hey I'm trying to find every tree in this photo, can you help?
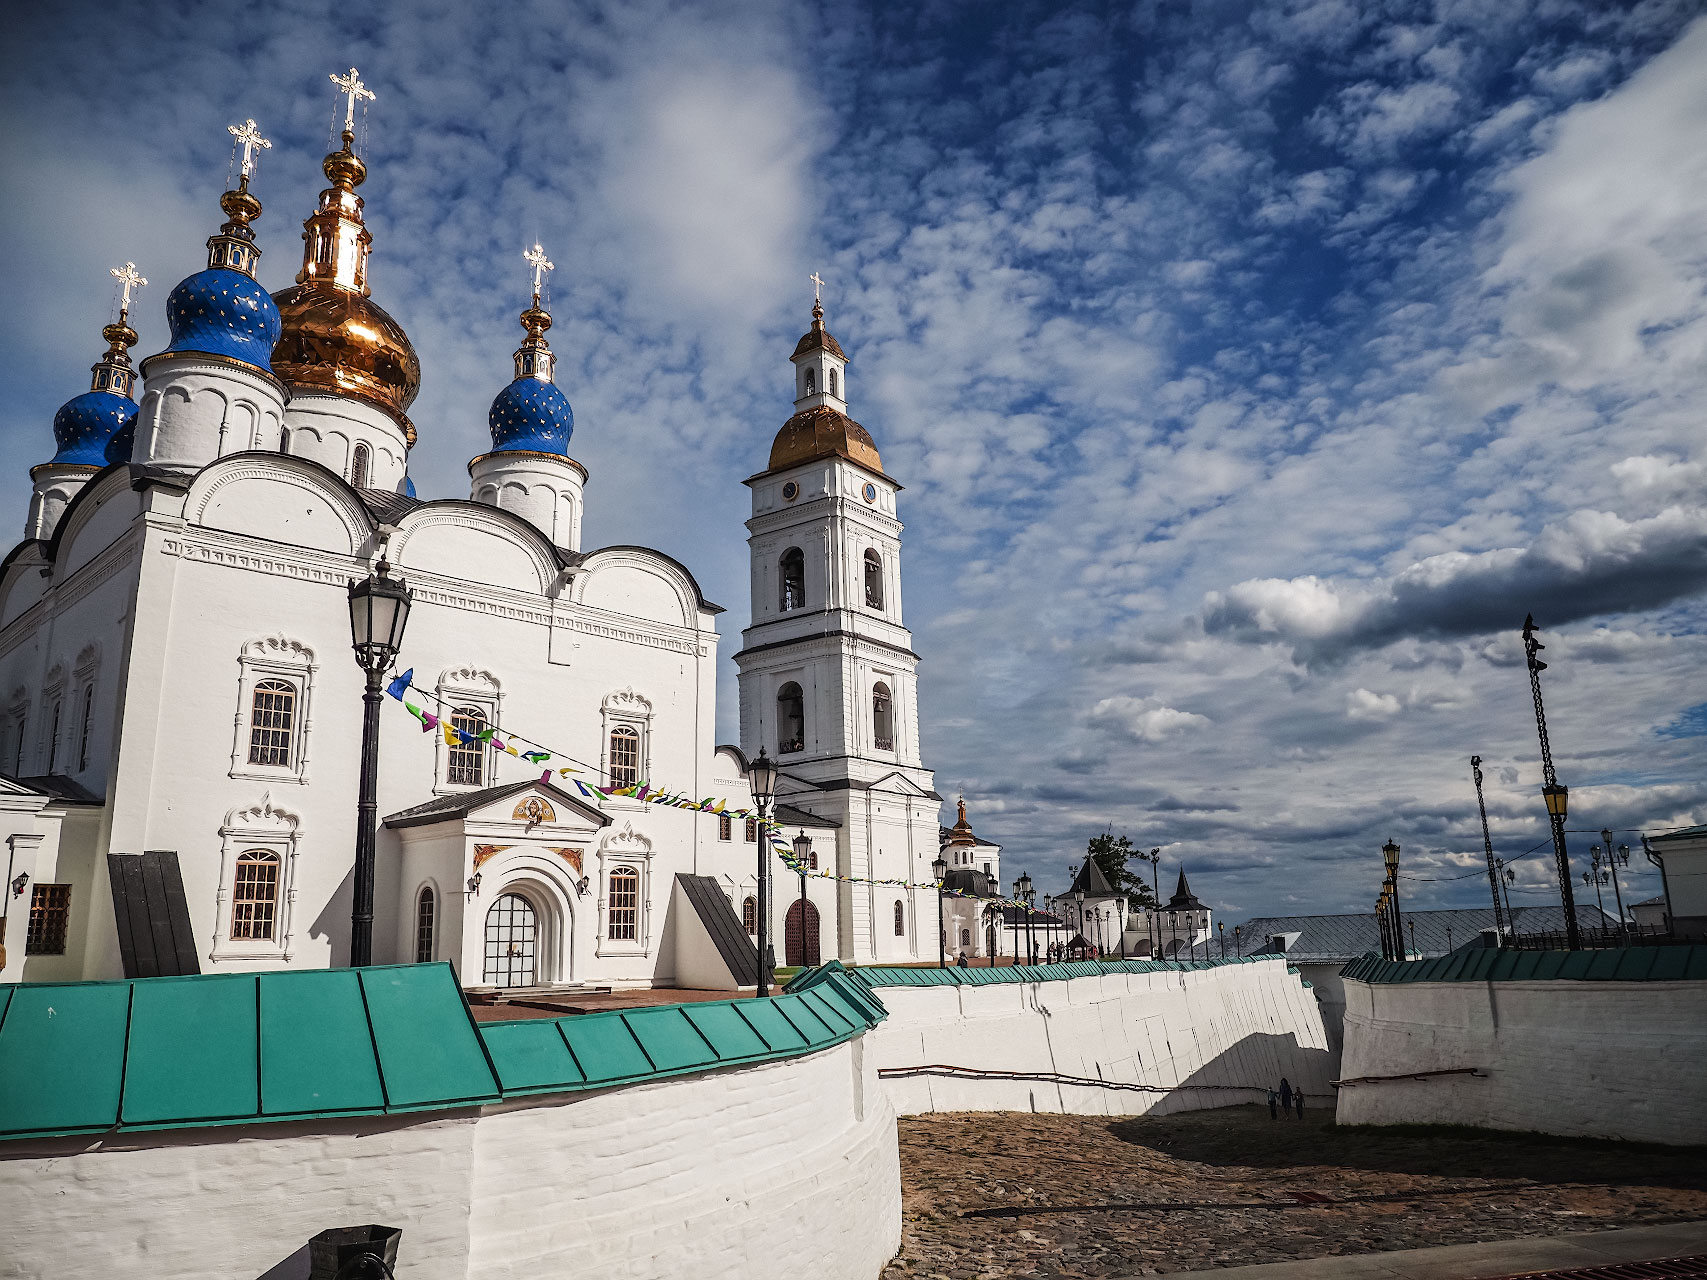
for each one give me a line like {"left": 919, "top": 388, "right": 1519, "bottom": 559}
{"left": 1085, "top": 831, "right": 1157, "bottom": 912}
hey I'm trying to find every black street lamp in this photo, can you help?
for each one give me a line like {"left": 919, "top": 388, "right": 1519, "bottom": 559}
{"left": 932, "top": 855, "right": 949, "bottom": 968}
{"left": 346, "top": 556, "right": 412, "bottom": 968}
{"left": 1601, "top": 829, "right": 1629, "bottom": 936}
{"left": 1232, "top": 924, "right": 1242, "bottom": 959}
{"left": 1218, "top": 920, "right": 1226, "bottom": 959}
{"left": 1168, "top": 908, "right": 1178, "bottom": 960}
{"left": 1495, "top": 859, "right": 1516, "bottom": 927}
{"left": 1383, "top": 840, "right": 1403, "bottom": 959}
{"left": 1016, "top": 871, "right": 1035, "bottom": 964}
{"left": 747, "top": 748, "right": 779, "bottom": 996}
{"left": 1471, "top": 756, "right": 1506, "bottom": 940}
{"left": 1073, "top": 889, "right": 1086, "bottom": 958}
{"left": 1138, "top": 846, "right": 1161, "bottom": 957}
{"left": 793, "top": 829, "right": 813, "bottom": 969}
{"left": 1522, "top": 615, "right": 1582, "bottom": 950}
{"left": 1376, "top": 895, "right": 1390, "bottom": 960}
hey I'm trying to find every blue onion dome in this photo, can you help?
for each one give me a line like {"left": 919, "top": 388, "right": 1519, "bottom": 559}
{"left": 51, "top": 318, "right": 140, "bottom": 466}
{"left": 160, "top": 180, "right": 280, "bottom": 374}
{"left": 488, "top": 301, "right": 574, "bottom": 454}
{"left": 402, "top": 473, "right": 417, "bottom": 499}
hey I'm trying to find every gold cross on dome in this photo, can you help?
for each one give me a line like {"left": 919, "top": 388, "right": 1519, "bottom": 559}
{"left": 110, "top": 262, "right": 147, "bottom": 313}
{"left": 330, "top": 66, "right": 376, "bottom": 132}
{"left": 524, "top": 243, "right": 554, "bottom": 298}
{"left": 809, "top": 271, "right": 826, "bottom": 304}
{"left": 227, "top": 119, "right": 272, "bottom": 178}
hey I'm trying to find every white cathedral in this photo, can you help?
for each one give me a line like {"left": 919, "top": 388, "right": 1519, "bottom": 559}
{"left": 0, "top": 94, "right": 1007, "bottom": 991}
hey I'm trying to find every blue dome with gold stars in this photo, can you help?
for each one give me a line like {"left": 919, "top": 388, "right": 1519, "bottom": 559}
{"left": 51, "top": 389, "right": 137, "bottom": 467}
{"left": 163, "top": 267, "right": 281, "bottom": 372}
{"left": 489, "top": 376, "right": 574, "bottom": 454}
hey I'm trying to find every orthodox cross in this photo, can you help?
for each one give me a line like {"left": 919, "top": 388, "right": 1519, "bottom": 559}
{"left": 331, "top": 67, "right": 376, "bottom": 132}
{"left": 524, "top": 243, "right": 554, "bottom": 299}
{"left": 809, "top": 271, "right": 826, "bottom": 305}
{"left": 227, "top": 119, "right": 272, "bottom": 178}
{"left": 110, "top": 262, "right": 147, "bottom": 315}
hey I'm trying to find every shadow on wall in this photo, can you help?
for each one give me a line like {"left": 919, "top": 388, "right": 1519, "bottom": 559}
{"left": 1149, "top": 1029, "right": 1336, "bottom": 1115}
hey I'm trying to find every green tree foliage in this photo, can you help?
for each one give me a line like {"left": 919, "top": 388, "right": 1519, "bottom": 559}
{"left": 1086, "top": 831, "right": 1158, "bottom": 911}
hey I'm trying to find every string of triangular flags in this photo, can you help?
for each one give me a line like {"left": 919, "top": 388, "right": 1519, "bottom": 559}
{"left": 383, "top": 670, "right": 1033, "bottom": 907}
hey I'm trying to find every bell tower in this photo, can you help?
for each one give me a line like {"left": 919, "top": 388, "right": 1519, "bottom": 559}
{"left": 735, "top": 296, "right": 941, "bottom": 963}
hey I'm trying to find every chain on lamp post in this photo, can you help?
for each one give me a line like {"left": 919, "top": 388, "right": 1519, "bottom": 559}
{"left": 746, "top": 749, "right": 779, "bottom": 996}
{"left": 1522, "top": 615, "right": 1581, "bottom": 950}
{"left": 1470, "top": 755, "right": 1506, "bottom": 940}
{"left": 1382, "top": 839, "right": 1403, "bottom": 959}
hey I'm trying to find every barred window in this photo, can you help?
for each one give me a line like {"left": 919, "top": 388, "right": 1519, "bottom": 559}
{"left": 230, "top": 850, "right": 281, "bottom": 941}
{"left": 77, "top": 683, "right": 95, "bottom": 771}
{"left": 247, "top": 680, "right": 296, "bottom": 767}
{"left": 609, "top": 725, "right": 640, "bottom": 788}
{"left": 415, "top": 886, "right": 436, "bottom": 963}
{"left": 742, "top": 895, "right": 757, "bottom": 934}
{"left": 719, "top": 813, "right": 732, "bottom": 841}
{"left": 448, "top": 706, "right": 487, "bottom": 786}
{"left": 25, "top": 883, "right": 71, "bottom": 955}
{"left": 960, "top": 928, "right": 971, "bottom": 947}
{"left": 744, "top": 817, "right": 758, "bottom": 843}
{"left": 894, "top": 900, "right": 905, "bottom": 936}
{"left": 608, "top": 866, "right": 639, "bottom": 941}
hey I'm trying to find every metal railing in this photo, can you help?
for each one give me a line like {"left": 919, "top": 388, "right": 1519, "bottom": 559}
{"left": 1505, "top": 924, "right": 1684, "bottom": 951}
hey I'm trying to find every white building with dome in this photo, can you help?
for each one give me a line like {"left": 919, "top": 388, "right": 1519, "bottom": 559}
{"left": 0, "top": 95, "right": 968, "bottom": 991}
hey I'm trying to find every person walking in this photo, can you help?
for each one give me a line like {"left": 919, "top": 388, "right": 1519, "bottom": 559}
{"left": 955, "top": 951, "right": 969, "bottom": 969}
{"left": 1294, "top": 1089, "right": 1305, "bottom": 1120}
{"left": 1279, "top": 1077, "right": 1292, "bottom": 1115}
{"left": 1267, "top": 1087, "right": 1279, "bottom": 1120}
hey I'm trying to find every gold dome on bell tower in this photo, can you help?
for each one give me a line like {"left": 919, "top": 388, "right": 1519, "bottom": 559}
{"left": 270, "top": 68, "right": 420, "bottom": 444}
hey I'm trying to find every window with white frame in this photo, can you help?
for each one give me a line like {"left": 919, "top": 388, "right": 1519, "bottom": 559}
{"left": 415, "top": 885, "right": 436, "bottom": 962}
{"left": 894, "top": 900, "right": 905, "bottom": 936}
{"left": 742, "top": 895, "right": 757, "bottom": 934}
{"left": 434, "top": 667, "right": 501, "bottom": 794}
{"left": 608, "top": 726, "right": 639, "bottom": 788}
{"left": 229, "top": 850, "right": 281, "bottom": 940}
{"left": 608, "top": 866, "right": 639, "bottom": 940}
{"left": 600, "top": 688, "right": 652, "bottom": 791}
{"left": 214, "top": 797, "right": 300, "bottom": 961}
{"left": 447, "top": 706, "right": 488, "bottom": 786}
{"left": 231, "top": 637, "right": 316, "bottom": 783}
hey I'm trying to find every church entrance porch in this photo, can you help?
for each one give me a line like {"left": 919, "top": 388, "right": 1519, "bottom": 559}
{"left": 785, "top": 897, "right": 821, "bottom": 967}
{"left": 483, "top": 892, "right": 537, "bottom": 986}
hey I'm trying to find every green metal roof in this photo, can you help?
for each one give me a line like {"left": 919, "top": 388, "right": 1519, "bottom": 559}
{"left": 790, "top": 953, "right": 1283, "bottom": 993}
{"left": 0, "top": 962, "right": 885, "bottom": 1143}
{"left": 1341, "top": 944, "right": 1707, "bottom": 985}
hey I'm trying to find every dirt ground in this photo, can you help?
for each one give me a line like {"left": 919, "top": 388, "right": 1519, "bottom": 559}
{"left": 882, "top": 1106, "right": 1707, "bottom": 1278}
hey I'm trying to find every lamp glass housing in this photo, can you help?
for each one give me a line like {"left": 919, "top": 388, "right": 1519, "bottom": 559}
{"left": 1016, "top": 871, "right": 1033, "bottom": 898}
{"left": 1542, "top": 783, "right": 1568, "bottom": 818}
{"left": 747, "top": 749, "right": 779, "bottom": 806}
{"left": 931, "top": 856, "right": 948, "bottom": 881}
{"left": 1382, "top": 840, "right": 1400, "bottom": 873}
{"left": 792, "top": 830, "right": 812, "bottom": 861}
{"left": 347, "top": 561, "right": 412, "bottom": 668}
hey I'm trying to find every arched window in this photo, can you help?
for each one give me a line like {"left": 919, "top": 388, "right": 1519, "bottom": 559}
{"left": 719, "top": 813, "right": 733, "bottom": 841}
{"left": 279, "top": 427, "right": 291, "bottom": 454}
{"left": 959, "top": 927, "right": 971, "bottom": 947}
{"left": 230, "top": 850, "right": 281, "bottom": 941}
{"left": 47, "top": 700, "right": 62, "bottom": 773}
{"left": 13, "top": 709, "right": 25, "bottom": 775}
{"left": 608, "top": 866, "right": 639, "bottom": 941}
{"left": 872, "top": 682, "right": 893, "bottom": 751}
{"left": 804, "top": 368, "right": 816, "bottom": 395}
{"left": 247, "top": 679, "right": 295, "bottom": 767}
{"left": 609, "top": 724, "right": 640, "bottom": 788}
{"left": 777, "top": 682, "right": 804, "bottom": 753}
{"left": 779, "top": 548, "right": 805, "bottom": 612}
{"left": 447, "top": 706, "right": 487, "bottom": 786}
{"left": 742, "top": 896, "right": 757, "bottom": 935}
{"left": 351, "top": 443, "right": 371, "bottom": 490}
{"left": 415, "top": 886, "right": 436, "bottom": 962}
{"left": 864, "top": 549, "right": 883, "bottom": 609}
{"left": 828, "top": 368, "right": 838, "bottom": 397}
{"left": 893, "top": 900, "right": 905, "bottom": 936}
{"left": 77, "top": 683, "right": 95, "bottom": 772}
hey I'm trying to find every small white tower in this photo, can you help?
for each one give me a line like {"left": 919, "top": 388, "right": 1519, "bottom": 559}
{"left": 469, "top": 245, "right": 586, "bottom": 548}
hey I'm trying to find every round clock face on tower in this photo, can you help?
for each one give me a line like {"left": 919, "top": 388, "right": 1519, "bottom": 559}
{"left": 862, "top": 482, "right": 878, "bottom": 504}
{"left": 781, "top": 480, "right": 799, "bottom": 502}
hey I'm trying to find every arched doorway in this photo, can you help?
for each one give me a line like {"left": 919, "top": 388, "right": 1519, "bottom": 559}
{"left": 784, "top": 897, "right": 821, "bottom": 967}
{"left": 484, "top": 892, "right": 537, "bottom": 987}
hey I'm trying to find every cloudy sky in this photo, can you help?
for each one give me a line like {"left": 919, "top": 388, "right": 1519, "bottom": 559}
{"left": 4, "top": 0, "right": 1705, "bottom": 921}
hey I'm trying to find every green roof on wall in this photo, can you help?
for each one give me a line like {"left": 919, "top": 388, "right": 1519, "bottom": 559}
{"left": 0, "top": 962, "right": 885, "bottom": 1143}
{"left": 1340, "top": 944, "right": 1707, "bottom": 985}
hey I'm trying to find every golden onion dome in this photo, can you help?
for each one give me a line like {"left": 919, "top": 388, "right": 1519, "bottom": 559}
{"left": 270, "top": 131, "right": 420, "bottom": 443}
{"left": 767, "top": 403, "right": 883, "bottom": 475}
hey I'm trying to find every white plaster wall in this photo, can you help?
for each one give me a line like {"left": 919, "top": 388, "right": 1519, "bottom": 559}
{"left": 135, "top": 357, "right": 286, "bottom": 469}
{"left": 468, "top": 452, "right": 585, "bottom": 550}
{"left": 282, "top": 392, "right": 410, "bottom": 493}
{"left": 868, "top": 958, "right": 1335, "bottom": 1117}
{"left": 0, "top": 1037, "right": 898, "bottom": 1280}
{"left": 1337, "top": 976, "right": 1707, "bottom": 1145}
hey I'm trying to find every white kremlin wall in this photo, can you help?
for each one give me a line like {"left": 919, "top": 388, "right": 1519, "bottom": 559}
{"left": 1336, "top": 975, "right": 1707, "bottom": 1145}
{"left": 0, "top": 1037, "right": 898, "bottom": 1280}
{"left": 866, "top": 958, "right": 1336, "bottom": 1116}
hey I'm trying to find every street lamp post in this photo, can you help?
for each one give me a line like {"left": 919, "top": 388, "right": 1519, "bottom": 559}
{"left": 1495, "top": 860, "right": 1516, "bottom": 926}
{"left": 1168, "top": 908, "right": 1178, "bottom": 960}
{"left": 793, "top": 829, "right": 813, "bottom": 969}
{"left": 1073, "top": 889, "right": 1085, "bottom": 959}
{"left": 933, "top": 855, "right": 949, "bottom": 968}
{"left": 1471, "top": 756, "right": 1506, "bottom": 940}
{"left": 1232, "top": 924, "right": 1242, "bottom": 959}
{"left": 1218, "top": 920, "right": 1226, "bottom": 959}
{"left": 1602, "top": 829, "right": 1629, "bottom": 936}
{"left": 346, "top": 556, "right": 412, "bottom": 968}
{"left": 1376, "top": 896, "right": 1390, "bottom": 960}
{"left": 1383, "top": 840, "right": 1403, "bottom": 959}
{"left": 1522, "top": 615, "right": 1581, "bottom": 950}
{"left": 1016, "top": 872, "right": 1035, "bottom": 964}
{"left": 1139, "top": 847, "right": 1161, "bottom": 957}
{"left": 747, "top": 749, "right": 779, "bottom": 996}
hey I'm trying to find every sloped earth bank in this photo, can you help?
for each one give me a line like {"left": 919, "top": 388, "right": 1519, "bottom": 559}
{"left": 883, "top": 1106, "right": 1707, "bottom": 1278}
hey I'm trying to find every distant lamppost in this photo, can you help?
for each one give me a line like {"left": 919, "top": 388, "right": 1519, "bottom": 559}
{"left": 1602, "top": 829, "right": 1630, "bottom": 936}
{"left": 1376, "top": 895, "right": 1390, "bottom": 960}
{"left": 1470, "top": 756, "right": 1506, "bottom": 940}
{"left": 932, "top": 855, "right": 949, "bottom": 968}
{"left": 1522, "top": 615, "right": 1581, "bottom": 950}
{"left": 793, "top": 829, "right": 813, "bottom": 969}
{"left": 1495, "top": 859, "right": 1516, "bottom": 927}
{"left": 1168, "top": 908, "right": 1179, "bottom": 960}
{"left": 1218, "top": 920, "right": 1226, "bottom": 959}
{"left": 1016, "top": 872, "right": 1035, "bottom": 964}
{"left": 1138, "top": 846, "right": 1161, "bottom": 956}
{"left": 346, "top": 556, "right": 412, "bottom": 967}
{"left": 1408, "top": 919, "right": 1417, "bottom": 957}
{"left": 1383, "top": 840, "right": 1403, "bottom": 959}
{"left": 1233, "top": 924, "right": 1242, "bottom": 959}
{"left": 747, "top": 748, "right": 779, "bottom": 996}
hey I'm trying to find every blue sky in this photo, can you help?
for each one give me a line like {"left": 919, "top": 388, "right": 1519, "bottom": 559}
{"left": 4, "top": 0, "right": 1705, "bottom": 921}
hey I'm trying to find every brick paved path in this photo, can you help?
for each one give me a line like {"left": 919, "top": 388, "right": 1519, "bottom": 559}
{"left": 883, "top": 1107, "right": 1707, "bottom": 1278}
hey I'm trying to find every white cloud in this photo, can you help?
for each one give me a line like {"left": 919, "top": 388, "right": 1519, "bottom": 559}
{"left": 1346, "top": 688, "right": 1401, "bottom": 719}
{"left": 1087, "top": 696, "right": 1212, "bottom": 742}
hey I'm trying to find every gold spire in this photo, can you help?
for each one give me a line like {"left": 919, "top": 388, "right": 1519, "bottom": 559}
{"left": 206, "top": 120, "right": 270, "bottom": 277}
{"left": 95, "top": 264, "right": 145, "bottom": 397}
{"left": 515, "top": 243, "right": 556, "bottom": 381}
{"left": 297, "top": 128, "right": 372, "bottom": 293}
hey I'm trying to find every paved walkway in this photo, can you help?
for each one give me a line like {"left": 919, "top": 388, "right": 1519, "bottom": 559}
{"left": 1140, "top": 1220, "right": 1707, "bottom": 1278}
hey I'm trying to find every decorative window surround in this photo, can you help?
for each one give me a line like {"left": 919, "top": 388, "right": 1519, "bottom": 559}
{"left": 212, "top": 794, "right": 301, "bottom": 962}
{"left": 229, "top": 636, "right": 316, "bottom": 784}
{"left": 39, "top": 663, "right": 65, "bottom": 777}
{"left": 595, "top": 821, "right": 654, "bottom": 957}
{"left": 599, "top": 688, "right": 652, "bottom": 788}
{"left": 433, "top": 666, "right": 501, "bottom": 795}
